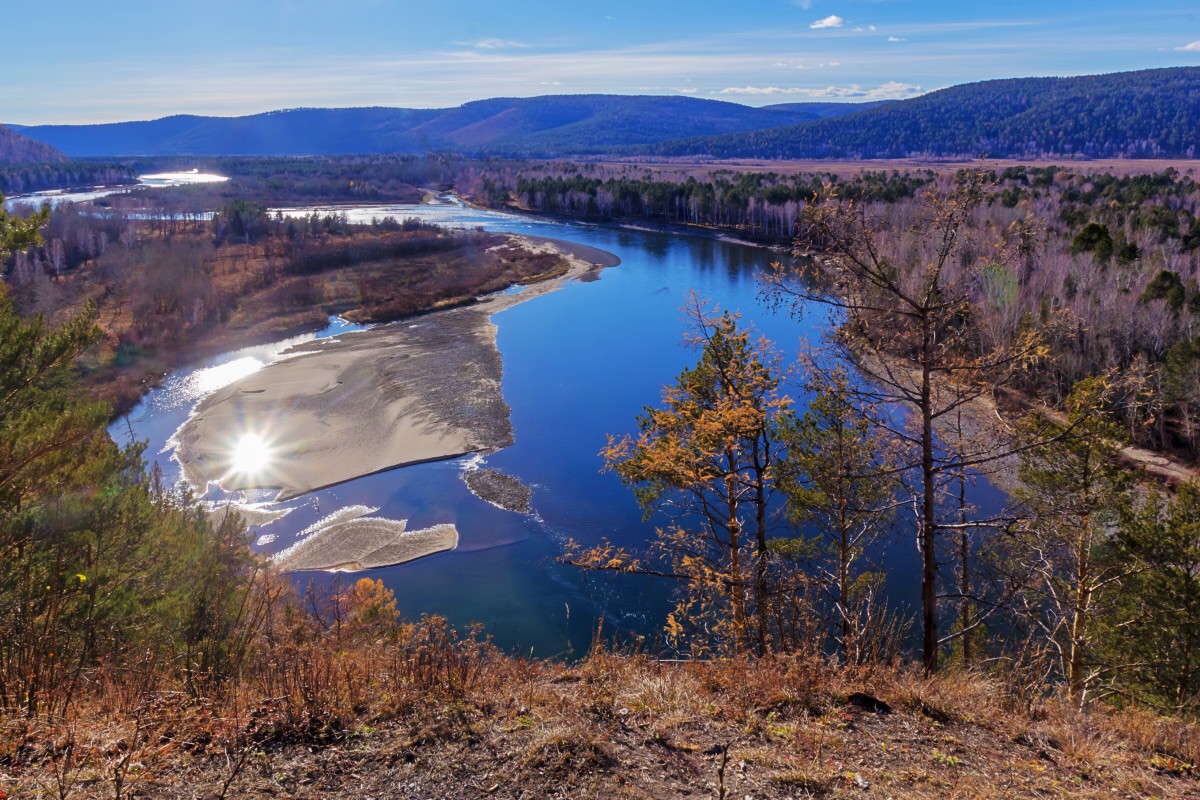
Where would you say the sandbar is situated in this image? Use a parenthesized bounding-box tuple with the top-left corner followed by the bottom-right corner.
(174, 234, 618, 500)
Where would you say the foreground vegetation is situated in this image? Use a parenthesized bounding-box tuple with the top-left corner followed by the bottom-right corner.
(4, 599, 1198, 799)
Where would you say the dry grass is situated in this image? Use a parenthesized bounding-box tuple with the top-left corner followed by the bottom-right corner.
(546, 157, 1200, 180)
(1, 622, 1197, 798)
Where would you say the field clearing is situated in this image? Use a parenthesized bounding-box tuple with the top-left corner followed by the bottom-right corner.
(568, 157, 1200, 179)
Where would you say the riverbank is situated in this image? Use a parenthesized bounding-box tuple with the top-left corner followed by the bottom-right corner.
(33, 223, 593, 417)
(174, 235, 619, 501)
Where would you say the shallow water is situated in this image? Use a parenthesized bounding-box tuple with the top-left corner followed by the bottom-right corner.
(3, 170, 227, 211)
(112, 199, 1006, 657)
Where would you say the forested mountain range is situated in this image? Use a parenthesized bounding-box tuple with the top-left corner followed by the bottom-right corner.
(7, 97, 865, 157)
(0, 124, 65, 164)
(9, 68, 1200, 161)
(646, 68, 1200, 159)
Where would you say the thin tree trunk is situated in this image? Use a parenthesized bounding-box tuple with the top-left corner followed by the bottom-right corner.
(752, 439, 770, 656)
(920, 334, 939, 673)
(1067, 523, 1092, 707)
(958, 458, 973, 665)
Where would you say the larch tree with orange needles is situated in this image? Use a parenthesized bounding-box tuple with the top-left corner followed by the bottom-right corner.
(565, 299, 791, 657)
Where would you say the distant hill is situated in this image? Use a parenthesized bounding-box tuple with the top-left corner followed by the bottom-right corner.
(646, 68, 1200, 159)
(17, 68, 1199, 161)
(760, 100, 889, 120)
(0, 124, 65, 164)
(9, 97, 868, 158)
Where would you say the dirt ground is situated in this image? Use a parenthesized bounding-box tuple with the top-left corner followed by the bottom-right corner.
(8, 654, 1195, 799)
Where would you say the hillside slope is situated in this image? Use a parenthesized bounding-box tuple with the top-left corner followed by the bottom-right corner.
(11, 648, 1197, 798)
(761, 99, 890, 119)
(9, 97, 867, 157)
(0, 124, 65, 164)
(647, 67, 1200, 159)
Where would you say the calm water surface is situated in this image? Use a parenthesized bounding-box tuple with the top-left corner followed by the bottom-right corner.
(112, 199, 1005, 656)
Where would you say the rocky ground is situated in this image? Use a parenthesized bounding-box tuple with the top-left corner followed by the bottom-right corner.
(463, 468, 533, 514)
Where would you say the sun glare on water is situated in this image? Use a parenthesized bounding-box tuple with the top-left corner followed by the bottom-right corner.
(230, 433, 273, 477)
(192, 357, 265, 395)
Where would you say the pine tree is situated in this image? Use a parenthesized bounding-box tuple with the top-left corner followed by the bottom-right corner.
(1011, 379, 1134, 708)
(1106, 483, 1200, 713)
(775, 368, 899, 663)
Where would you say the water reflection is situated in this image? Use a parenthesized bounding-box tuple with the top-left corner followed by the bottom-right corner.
(190, 356, 265, 395)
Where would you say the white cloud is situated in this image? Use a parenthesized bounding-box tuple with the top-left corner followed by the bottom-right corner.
(467, 38, 529, 49)
(809, 15, 844, 30)
(719, 86, 806, 95)
(719, 81, 923, 100)
(1177, 41, 1200, 52)
(887, 36, 906, 42)
(774, 59, 842, 69)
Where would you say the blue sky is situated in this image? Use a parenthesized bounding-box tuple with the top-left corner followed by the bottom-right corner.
(3, 0, 1199, 123)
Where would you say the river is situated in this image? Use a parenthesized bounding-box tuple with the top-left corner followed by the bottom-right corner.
(110, 197, 1006, 657)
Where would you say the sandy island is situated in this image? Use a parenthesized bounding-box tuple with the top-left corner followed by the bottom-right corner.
(174, 234, 619, 503)
(271, 505, 461, 572)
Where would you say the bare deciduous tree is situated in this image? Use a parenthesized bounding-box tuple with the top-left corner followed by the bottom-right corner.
(763, 173, 1049, 671)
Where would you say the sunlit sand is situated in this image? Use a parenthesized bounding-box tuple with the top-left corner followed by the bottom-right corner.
(272, 505, 459, 571)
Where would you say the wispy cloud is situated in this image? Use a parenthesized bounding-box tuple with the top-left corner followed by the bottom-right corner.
(810, 15, 844, 30)
(719, 81, 923, 99)
(1176, 41, 1200, 52)
(791, 0, 813, 8)
(887, 36, 906, 43)
(772, 59, 842, 69)
(464, 38, 529, 49)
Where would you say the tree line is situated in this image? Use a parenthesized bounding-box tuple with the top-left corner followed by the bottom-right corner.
(0, 162, 136, 196)
(488, 170, 931, 242)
